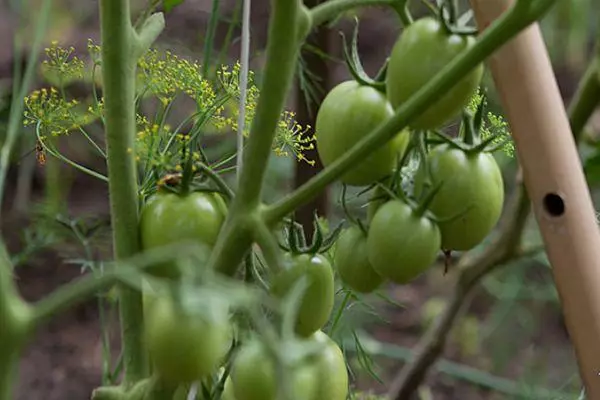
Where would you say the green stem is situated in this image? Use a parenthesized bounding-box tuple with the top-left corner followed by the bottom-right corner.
(391, 1, 413, 26)
(310, 0, 395, 27)
(99, 0, 163, 386)
(32, 241, 205, 330)
(208, 0, 303, 276)
(263, 0, 557, 225)
(196, 162, 234, 201)
(234, 0, 302, 206)
(0, 243, 32, 400)
(567, 51, 600, 141)
(32, 269, 132, 325)
(254, 221, 284, 274)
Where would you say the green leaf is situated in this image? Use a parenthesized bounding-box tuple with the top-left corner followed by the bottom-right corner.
(164, 0, 184, 13)
(584, 150, 600, 186)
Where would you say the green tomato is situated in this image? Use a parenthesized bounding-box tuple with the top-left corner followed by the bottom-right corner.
(144, 295, 232, 384)
(271, 253, 335, 337)
(139, 191, 228, 278)
(334, 225, 383, 293)
(316, 80, 410, 186)
(230, 339, 317, 400)
(367, 200, 441, 284)
(308, 331, 349, 400)
(386, 17, 484, 130)
(414, 144, 504, 250)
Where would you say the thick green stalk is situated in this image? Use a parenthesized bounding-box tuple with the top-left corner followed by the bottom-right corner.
(0, 244, 32, 400)
(99, 0, 164, 385)
(262, 0, 557, 225)
(234, 0, 302, 206)
(209, 0, 303, 275)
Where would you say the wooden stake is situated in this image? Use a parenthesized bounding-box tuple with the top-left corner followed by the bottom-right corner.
(470, 1, 600, 397)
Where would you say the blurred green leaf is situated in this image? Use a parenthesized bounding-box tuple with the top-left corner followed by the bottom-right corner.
(164, 0, 184, 12)
(584, 150, 600, 186)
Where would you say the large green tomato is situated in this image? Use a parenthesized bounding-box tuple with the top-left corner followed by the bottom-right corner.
(144, 295, 232, 384)
(230, 339, 317, 400)
(271, 253, 335, 337)
(367, 200, 441, 284)
(414, 144, 504, 251)
(139, 191, 228, 278)
(308, 331, 349, 400)
(334, 226, 383, 293)
(386, 17, 484, 130)
(316, 80, 410, 186)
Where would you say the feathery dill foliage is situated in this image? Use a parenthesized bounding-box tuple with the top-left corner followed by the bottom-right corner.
(466, 88, 515, 156)
(23, 41, 316, 173)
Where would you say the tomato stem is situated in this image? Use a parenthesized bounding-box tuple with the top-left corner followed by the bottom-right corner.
(99, 0, 164, 385)
(462, 112, 476, 145)
(310, 0, 397, 27)
(207, 0, 304, 277)
(195, 162, 235, 202)
(413, 180, 444, 217)
(0, 244, 32, 400)
(254, 221, 284, 274)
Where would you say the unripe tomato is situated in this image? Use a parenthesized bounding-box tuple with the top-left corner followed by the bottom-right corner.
(230, 339, 317, 400)
(144, 295, 232, 384)
(367, 200, 441, 284)
(414, 144, 504, 250)
(334, 226, 383, 293)
(309, 331, 349, 400)
(386, 17, 483, 130)
(316, 80, 410, 186)
(271, 253, 335, 337)
(139, 191, 228, 278)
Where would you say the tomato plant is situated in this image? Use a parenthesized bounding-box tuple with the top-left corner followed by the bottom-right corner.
(368, 199, 441, 284)
(334, 225, 384, 293)
(139, 190, 228, 278)
(0, 0, 565, 400)
(386, 17, 484, 130)
(270, 252, 335, 337)
(144, 294, 232, 385)
(230, 338, 318, 400)
(316, 80, 410, 186)
(414, 143, 504, 251)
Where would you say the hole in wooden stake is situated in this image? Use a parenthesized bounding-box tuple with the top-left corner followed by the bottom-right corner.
(543, 193, 565, 217)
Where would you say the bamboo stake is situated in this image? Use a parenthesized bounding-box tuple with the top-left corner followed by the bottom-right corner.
(470, 1, 600, 397)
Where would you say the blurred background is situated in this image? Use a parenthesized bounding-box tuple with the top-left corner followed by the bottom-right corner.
(1, 0, 600, 399)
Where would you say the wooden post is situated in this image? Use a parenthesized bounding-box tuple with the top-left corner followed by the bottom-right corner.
(470, 1, 600, 397)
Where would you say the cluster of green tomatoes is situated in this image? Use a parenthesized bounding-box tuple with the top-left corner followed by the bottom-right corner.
(317, 16, 505, 289)
(133, 15, 507, 400)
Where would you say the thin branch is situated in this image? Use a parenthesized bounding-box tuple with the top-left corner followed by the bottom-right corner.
(32, 241, 210, 324)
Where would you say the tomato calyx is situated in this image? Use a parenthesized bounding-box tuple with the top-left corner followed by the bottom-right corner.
(430, 94, 510, 156)
(279, 213, 342, 256)
(437, 0, 479, 37)
(340, 19, 387, 93)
